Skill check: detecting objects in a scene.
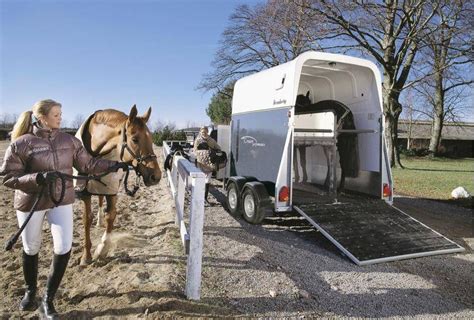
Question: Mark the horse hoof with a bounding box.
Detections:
[93,243,108,260]
[80,256,92,266]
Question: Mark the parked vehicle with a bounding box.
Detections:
[220,51,464,265]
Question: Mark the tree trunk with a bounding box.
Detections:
[429,72,445,155]
[392,111,403,167]
[384,113,396,167]
[383,76,404,168]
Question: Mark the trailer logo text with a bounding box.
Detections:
[273,99,287,105]
[241,136,266,147]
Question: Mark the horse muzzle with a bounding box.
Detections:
[143,173,161,186]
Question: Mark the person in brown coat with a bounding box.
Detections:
[0,99,126,319]
[193,126,221,204]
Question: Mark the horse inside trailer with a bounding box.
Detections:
[290,56,387,204]
[224,51,464,265]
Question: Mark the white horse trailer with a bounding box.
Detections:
[222,51,464,265]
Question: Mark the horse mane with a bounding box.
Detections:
[93,109,128,128]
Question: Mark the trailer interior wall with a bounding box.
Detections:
[294,60,383,197]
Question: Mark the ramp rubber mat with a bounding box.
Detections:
[293,190,465,265]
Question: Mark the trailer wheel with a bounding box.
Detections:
[226,182,241,216]
[242,188,266,224]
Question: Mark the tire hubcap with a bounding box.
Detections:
[244,194,255,218]
[228,188,237,209]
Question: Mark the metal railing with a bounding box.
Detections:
[162,141,205,300]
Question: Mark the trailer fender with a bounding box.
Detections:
[242,181,272,208]
[226,176,257,194]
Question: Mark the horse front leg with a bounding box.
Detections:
[323,146,330,188]
[96,195,105,227]
[93,195,118,260]
[80,195,93,266]
[339,167,346,192]
[300,146,308,183]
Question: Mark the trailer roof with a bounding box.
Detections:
[232,51,383,115]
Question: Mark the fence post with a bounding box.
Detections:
[176,171,185,226]
[185,173,205,300]
[162,141,206,300]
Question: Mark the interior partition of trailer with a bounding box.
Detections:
[291,59,384,204]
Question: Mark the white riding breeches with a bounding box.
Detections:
[16,204,73,255]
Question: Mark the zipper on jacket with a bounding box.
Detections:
[49,133,59,171]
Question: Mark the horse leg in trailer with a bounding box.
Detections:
[300,146,308,183]
[293,146,300,183]
[323,146,330,188]
[94,195,118,259]
[339,167,346,191]
[96,195,105,227]
[80,195,94,266]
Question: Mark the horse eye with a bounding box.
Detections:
[132,137,139,144]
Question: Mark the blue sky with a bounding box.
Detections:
[0,0,261,129]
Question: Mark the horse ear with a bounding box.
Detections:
[141,106,152,123]
[128,105,138,122]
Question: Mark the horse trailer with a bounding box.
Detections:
[221,51,464,265]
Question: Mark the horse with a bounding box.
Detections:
[318,100,359,191]
[294,98,359,191]
[75,105,161,266]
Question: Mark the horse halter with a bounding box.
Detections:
[119,123,157,168]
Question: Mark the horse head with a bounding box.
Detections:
[120,105,161,186]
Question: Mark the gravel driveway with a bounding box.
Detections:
[199,181,473,317]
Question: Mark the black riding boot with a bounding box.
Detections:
[205,183,210,203]
[41,250,70,320]
[20,251,38,311]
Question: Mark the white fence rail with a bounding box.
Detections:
[162,141,205,300]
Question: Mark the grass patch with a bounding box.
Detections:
[392,156,474,201]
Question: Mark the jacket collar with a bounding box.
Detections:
[33,125,59,139]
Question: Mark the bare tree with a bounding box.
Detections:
[151,120,176,133]
[0,113,10,127]
[414,0,473,155]
[199,0,326,94]
[401,88,424,150]
[71,114,86,129]
[0,113,17,128]
[304,0,438,167]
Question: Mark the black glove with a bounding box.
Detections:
[36,171,58,185]
[111,162,129,172]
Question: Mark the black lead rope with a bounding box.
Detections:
[4,185,46,251]
[123,166,140,196]
[4,165,140,251]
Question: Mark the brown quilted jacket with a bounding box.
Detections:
[0,126,116,211]
[193,135,221,173]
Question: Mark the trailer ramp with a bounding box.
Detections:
[293,190,464,265]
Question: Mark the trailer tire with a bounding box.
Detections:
[241,188,266,224]
[226,182,241,216]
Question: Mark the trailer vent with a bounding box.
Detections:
[279,186,290,202]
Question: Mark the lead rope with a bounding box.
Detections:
[4,165,139,251]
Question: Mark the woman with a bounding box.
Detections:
[193,126,221,204]
[0,99,126,319]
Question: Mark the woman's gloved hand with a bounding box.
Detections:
[36,171,59,185]
[111,162,129,172]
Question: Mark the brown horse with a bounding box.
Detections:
[76,105,161,266]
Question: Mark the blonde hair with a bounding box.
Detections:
[11,99,62,141]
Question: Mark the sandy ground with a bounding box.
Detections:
[0,141,472,319]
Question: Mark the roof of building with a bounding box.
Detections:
[179,127,201,133]
[398,120,474,140]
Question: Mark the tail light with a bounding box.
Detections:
[383,183,392,198]
[279,186,289,202]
